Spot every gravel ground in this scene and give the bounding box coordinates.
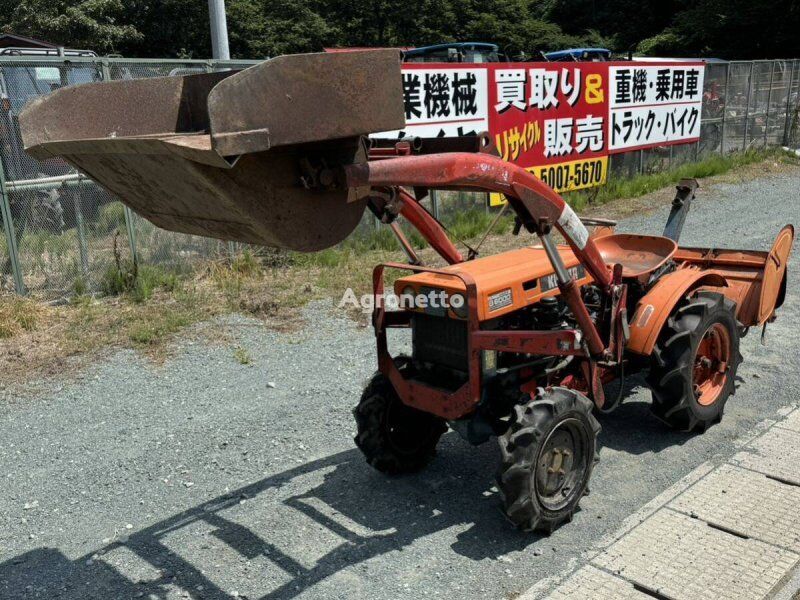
[0,171,798,600]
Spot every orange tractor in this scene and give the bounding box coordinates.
[19,50,794,532]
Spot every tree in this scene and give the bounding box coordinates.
[3,0,795,61]
[539,0,680,53]
[6,0,142,54]
[118,0,211,58]
[641,0,800,59]
[244,0,332,57]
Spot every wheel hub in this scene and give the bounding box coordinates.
[535,418,588,511]
[693,323,731,407]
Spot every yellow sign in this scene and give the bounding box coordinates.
[487,156,608,207]
[529,156,608,193]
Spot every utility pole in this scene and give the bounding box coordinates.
[208,0,235,259]
[208,0,230,60]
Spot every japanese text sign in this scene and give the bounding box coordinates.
[376,60,705,193]
[609,65,704,151]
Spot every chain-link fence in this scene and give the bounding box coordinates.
[2,57,799,298]
[0,56,257,297]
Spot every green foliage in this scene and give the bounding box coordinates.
[0,297,39,339]
[230,248,260,276]
[342,227,400,252]
[100,260,180,302]
[636,32,683,56]
[100,259,135,296]
[94,203,126,235]
[445,208,513,241]
[72,277,88,296]
[4,0,143,54]
[4,0,795,60]
[295,247,349,268]
[636,0,800,59]
[233,346,252,364]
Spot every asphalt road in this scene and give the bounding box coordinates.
[1,170,798,600]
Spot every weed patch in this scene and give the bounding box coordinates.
[0,297,41,338]
[233,347,251,365]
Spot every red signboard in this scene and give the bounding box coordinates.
[376,61,705,194]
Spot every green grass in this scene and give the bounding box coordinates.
[128,307,192,344]
[0,297,40,339]
[445,208,513,241]
[100,261,181,302]
[72,277,88,296]
[294,204,514,266]
[230,248,260,276]
[233,347,252,365]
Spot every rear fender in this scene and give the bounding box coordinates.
[627,270,728,356]
[757,224,794,324]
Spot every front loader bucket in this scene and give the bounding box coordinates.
[19,50,405,251]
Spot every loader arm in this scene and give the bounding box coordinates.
[346,152,612,290]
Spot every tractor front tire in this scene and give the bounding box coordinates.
[497,387,600,533]
[354,368,447,475]
[648,291,742,432]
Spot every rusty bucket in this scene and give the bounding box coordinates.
[20,50,405,251]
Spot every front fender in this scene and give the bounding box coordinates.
[627,269,728,356]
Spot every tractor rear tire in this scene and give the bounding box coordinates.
[496,388,600,533]
[354,366,447,475]
[648,291,742,432]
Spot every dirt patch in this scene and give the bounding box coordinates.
[0,268,308,388]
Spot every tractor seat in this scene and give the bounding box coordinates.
[593,233,678,278]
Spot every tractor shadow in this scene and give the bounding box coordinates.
[0,435,538,600]
[592,367,752,454]
[593,371,696,454]
[0,376,721,599]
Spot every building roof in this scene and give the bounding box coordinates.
[0,33,58,49]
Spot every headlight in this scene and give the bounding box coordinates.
[400,285,416,309]
[449,293,468,319]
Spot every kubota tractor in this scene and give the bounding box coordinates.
[19,50,794,533]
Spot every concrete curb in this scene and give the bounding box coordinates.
[533,406,800,600]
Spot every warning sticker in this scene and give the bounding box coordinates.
[557,204,589,249]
